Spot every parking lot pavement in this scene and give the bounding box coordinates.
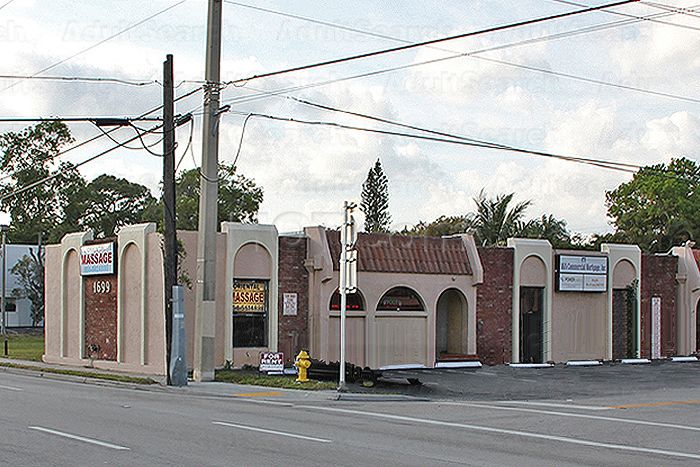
[360,360,700,402]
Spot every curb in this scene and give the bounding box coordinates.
[331,393,430,402]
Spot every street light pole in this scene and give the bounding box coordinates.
[1,224,8,356]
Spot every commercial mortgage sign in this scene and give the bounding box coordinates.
[557,255,607,293]
[80,242,116,276]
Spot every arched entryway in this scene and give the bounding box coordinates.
[612,259,638,360]
[436,289,468,360]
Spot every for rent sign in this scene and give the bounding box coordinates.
[80,242,116,276]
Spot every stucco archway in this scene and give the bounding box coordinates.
[436,288,468,359]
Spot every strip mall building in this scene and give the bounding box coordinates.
[43,223,699,376]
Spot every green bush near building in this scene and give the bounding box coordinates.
[215,369,336,390]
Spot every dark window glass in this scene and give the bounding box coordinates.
[233,315,267,347]
[329,290,364,311]
[4,299,16,312]
[377,287,424,311]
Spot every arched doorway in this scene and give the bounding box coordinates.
[612,259,638,360]
[436,289,468,359]
[519,255,547,363]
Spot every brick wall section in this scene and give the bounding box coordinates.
[84,275,118,361]
[476,247,514,365]
[641,254,678,357]
[277,236,309,365]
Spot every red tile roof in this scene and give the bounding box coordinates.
[326,230,472,275]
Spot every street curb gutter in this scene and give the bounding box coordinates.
[331,393,430,402]
[0,364,163,389]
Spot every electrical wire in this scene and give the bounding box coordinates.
[641,0,700,19]
[232,113,253,167]
[0,0,16,11]
[175,116,195,171]
[222,0,640,86]
[0,123,164,203]
[0,116,162,123]
[94,124,163,151]
[0,85,203,186]
[0,74,159,86]
[0,0,186,93]
[225,110,639,173]
[216,4,694,110]
[551,0,700,31]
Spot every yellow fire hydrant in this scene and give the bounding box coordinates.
[295,350,311,383]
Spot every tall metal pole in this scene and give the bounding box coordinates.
[1,228,7,356]
[338,202,348,391]
[193,0,222,382]
[163,53,176,386]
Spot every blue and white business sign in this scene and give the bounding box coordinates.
[80,242,116,276]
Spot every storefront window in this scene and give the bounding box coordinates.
[329,289,365,311]
[232,279,268,347]
[377,287,424,311]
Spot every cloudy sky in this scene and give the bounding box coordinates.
[1,0,698,234]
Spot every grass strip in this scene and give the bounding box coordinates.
[215,369,336,390]
[5,334,44,361]
[0,362,158,385]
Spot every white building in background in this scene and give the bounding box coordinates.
[2,244,41,328]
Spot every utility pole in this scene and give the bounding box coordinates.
[338,202,357,391]
[193,0,222,382]
[1,224,7,356]
[163,53,176,386]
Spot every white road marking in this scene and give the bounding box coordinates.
[299,406,700,461]
[213,421,332,443]
[29,426,130,450]
[439,402,700,432]
[495,401,610,411]
[0,384,22,391]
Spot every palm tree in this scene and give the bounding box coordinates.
[471,190,531,246]
[520,214,572,248]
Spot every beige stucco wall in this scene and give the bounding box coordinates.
[306,227,479,369]
[507,239,641,363]
[671,242,700,355]
[508,238,553,363]
[44,224,166,376]
[551,290,607,361]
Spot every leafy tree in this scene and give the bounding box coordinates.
[605,157,700,252]
[0,122,85,243]
[360,159,391,233]
[471,190,531,246]
[80,174,157,237]
[404,215,472,237]
[520,214,572,248]
[11,247,44,326]
[163,162,263,230]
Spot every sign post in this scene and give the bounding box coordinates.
[338,201,357,391]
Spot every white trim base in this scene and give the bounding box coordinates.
[379,363,427,371]
[508,363,554,368]
[435,361,482,369]
[566,360,602,367]
[620,358,651,364]
[670,356,698,362]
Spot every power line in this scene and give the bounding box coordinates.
[257,91,643,169]
[216,4,693,110]
[641,0,700,19]
[226,110,639,173]
[0,123,164,203]
[0,117,162,123]
[552,0,700,31]
[225,1,699,106]
[0,0,186,93]
[0,74,159,87]
[0,85,203,186]
[222,0,640,86]
[0,0,16,12]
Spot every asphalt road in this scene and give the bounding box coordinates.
[1,365,699,466]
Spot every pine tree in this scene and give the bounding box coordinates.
[361,159,391,233]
